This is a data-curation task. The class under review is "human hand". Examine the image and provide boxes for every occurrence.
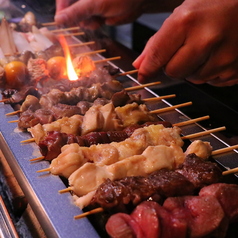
[133,0,238,86]
[54,0,161,29]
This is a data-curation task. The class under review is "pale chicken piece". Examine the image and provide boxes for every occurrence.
[73,191,96,209]
[81,102,123,135]
[69,144,185,196]
[115,102,158,127]
[49,124,184,178]
[82,102,159,135]
[72,140,214,208]
[185,140,213,160]
[20,95,41,112]
[50,144,88,178]
[28,114,83,143]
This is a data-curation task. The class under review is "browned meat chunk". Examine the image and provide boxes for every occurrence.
[176,153,222,190]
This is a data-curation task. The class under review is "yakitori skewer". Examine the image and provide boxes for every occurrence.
[29,114,211,162]
[118,69,138,76]
[50,26,81,33]
[125,81,161,91]
[6,110,21,116]
[76,49,106,56]
[8,120,19,123]
[41,21,57,26]
[20,138,36,143]
[74,207,104,220]
[59,32,85,37]
[67,142,238,220]
[94,56,121,64]
[5,94,174,117]
[212,144,238,156]
[0,99,9,103]
[223,167,238,176]
[143,94,176,102]
[37,125,227,176]
[150,101,192,114]
[29,156,45,162]
[68,41,95,47]
[173,115,210,127]
[181,126,226,140]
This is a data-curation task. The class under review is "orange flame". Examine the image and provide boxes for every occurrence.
[58,35,78,81]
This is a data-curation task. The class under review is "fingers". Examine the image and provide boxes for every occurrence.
[133,15,186,82]
[55,0,77,14]
[55,0,99,26]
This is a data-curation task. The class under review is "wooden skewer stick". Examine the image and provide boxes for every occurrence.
[8,120,19,123]
[125,81,161,92]
[68,41,95,47]
[41,22,57,26]
[212,144,238,156]
[36,168,51,173]
[76,49,106,56]
[173,115,210,127]
[223,167,238,176]
[0,99,8,103]
[59,32,85,37]
[59,187,73,194]
[118,69,138,76]
[94,56,121,64]
[181,126,226,140]
[143,94,176,102]
[29,156,45,162]
[151,102,192,114]
[21,138,35,143]
[74,207,104,220]
[6,110,22,116]
[50,26,81,33]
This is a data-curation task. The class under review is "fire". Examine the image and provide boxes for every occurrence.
[58,35,78,81]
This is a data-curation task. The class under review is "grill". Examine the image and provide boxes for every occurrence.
[1,2,238,238]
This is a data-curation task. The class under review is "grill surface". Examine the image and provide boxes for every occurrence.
[1,2,238,237]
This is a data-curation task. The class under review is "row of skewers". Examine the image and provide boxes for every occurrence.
[1,13,238,238]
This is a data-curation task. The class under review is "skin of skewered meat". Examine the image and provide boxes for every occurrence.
[89,153,222,212]
[38,121,172,161]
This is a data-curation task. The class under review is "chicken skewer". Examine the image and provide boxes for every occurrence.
[55,127,225,198]
[30,115,209,162]
[37,124,184,178]
[21,100,192,145]
[74,143,238,219]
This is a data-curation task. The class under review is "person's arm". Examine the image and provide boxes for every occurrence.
[133,0,238,87]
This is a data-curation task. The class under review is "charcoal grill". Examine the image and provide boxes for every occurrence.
[1,2,238,238]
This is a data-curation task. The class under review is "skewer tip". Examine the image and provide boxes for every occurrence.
[36,167,51,173]
[74,207,104,220]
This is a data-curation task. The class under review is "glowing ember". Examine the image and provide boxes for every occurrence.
[58,35,78,81]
